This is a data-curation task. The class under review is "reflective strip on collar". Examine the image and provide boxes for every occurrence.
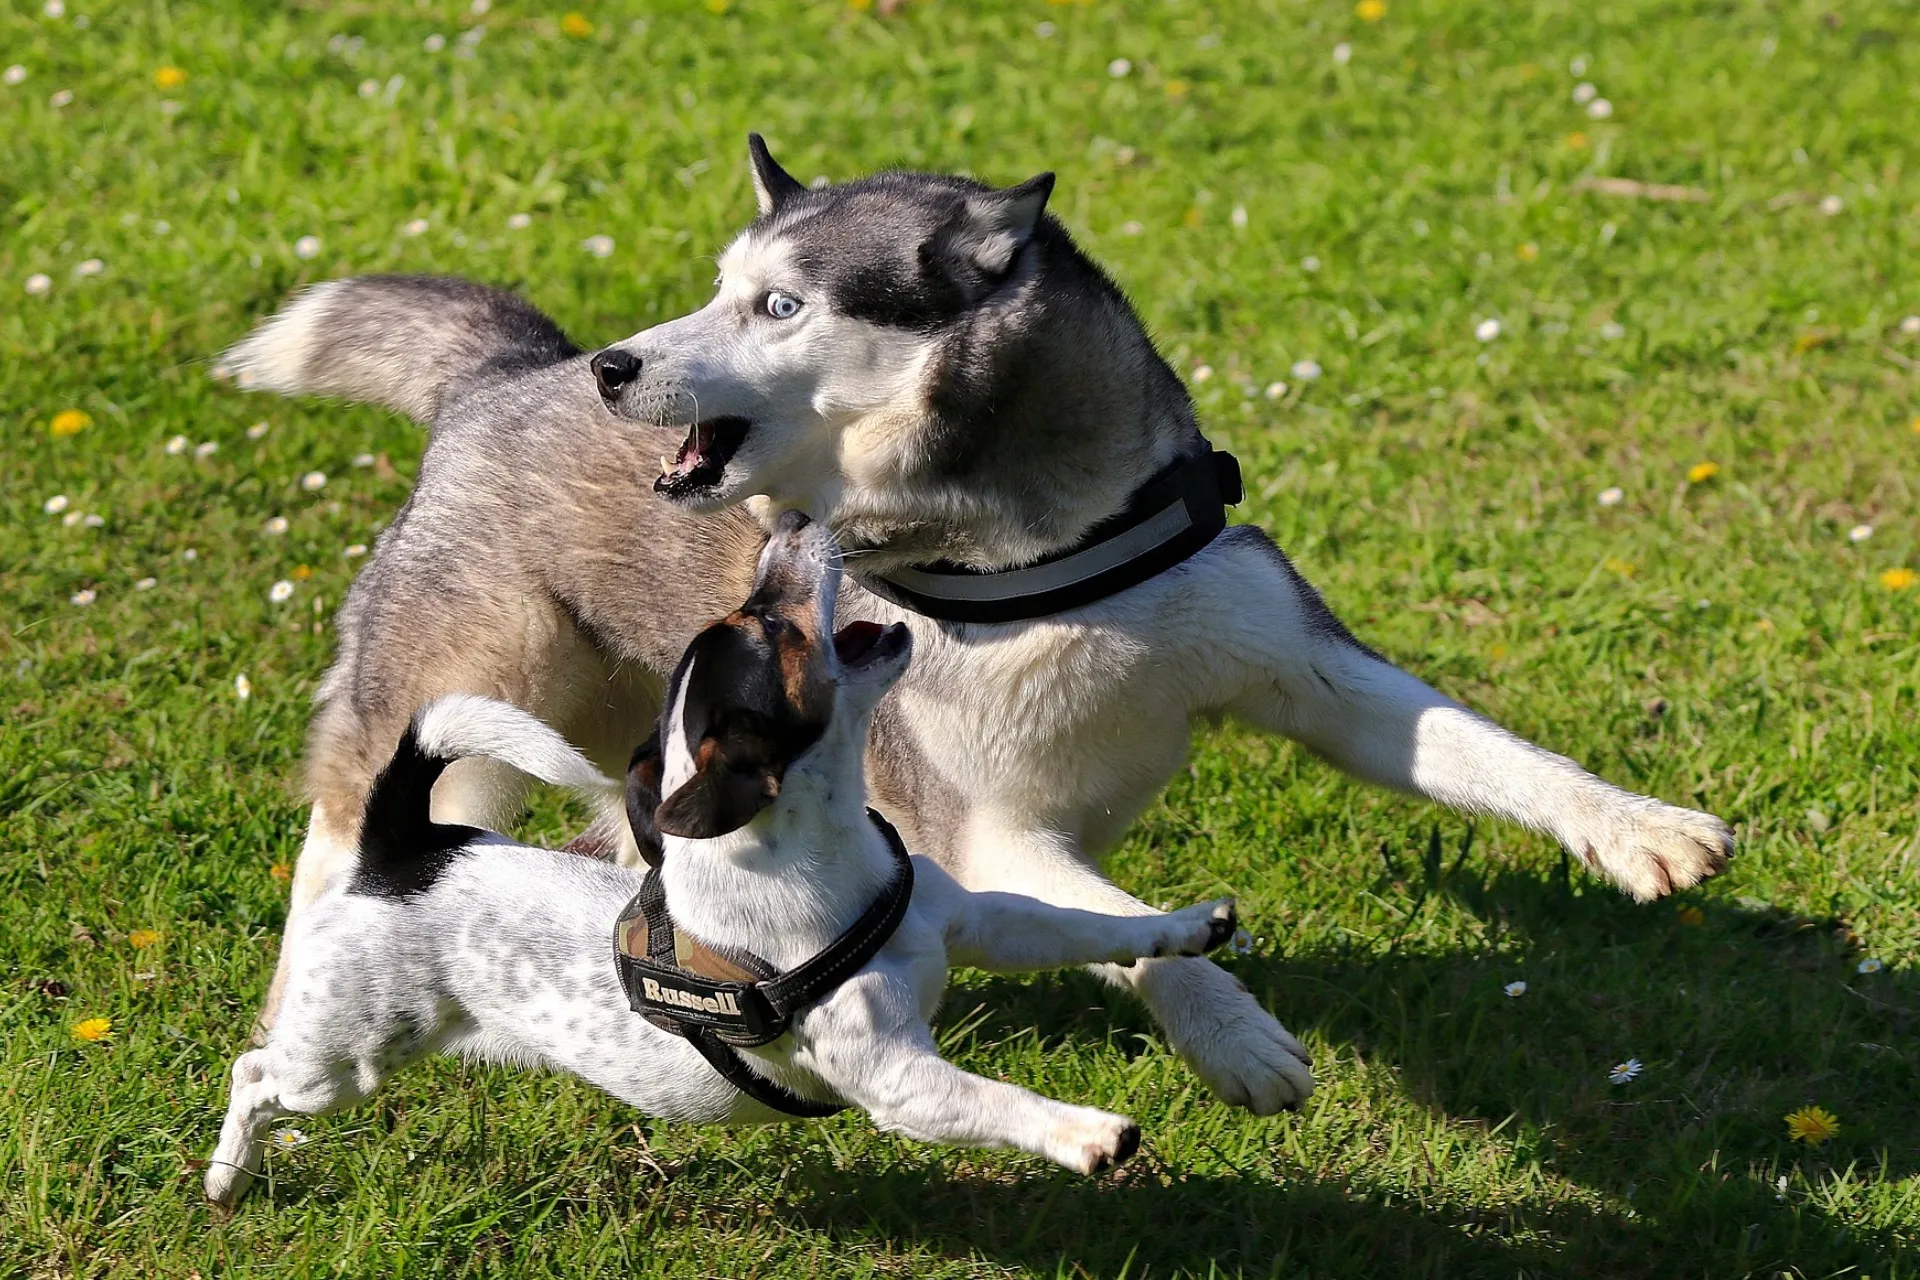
[880,499,1190,605]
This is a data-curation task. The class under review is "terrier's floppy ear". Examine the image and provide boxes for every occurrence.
[654,732,781,840]
[624,733,666,867]
[747,133,806,217]
[956,172,1055,275]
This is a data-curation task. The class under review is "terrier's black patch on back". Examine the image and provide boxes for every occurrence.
[349,723,484,898]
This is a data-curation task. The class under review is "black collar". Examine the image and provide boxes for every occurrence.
[855,448,1243,624]
[611,809,915,1118]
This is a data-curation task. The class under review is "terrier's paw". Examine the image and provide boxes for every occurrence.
[1155,898,1239,957]
[1048,1108,1142,1175]
[1579,802,1734,902]
[204,1156,258,1210]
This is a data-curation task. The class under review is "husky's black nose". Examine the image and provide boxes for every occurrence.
[590,349,642,401]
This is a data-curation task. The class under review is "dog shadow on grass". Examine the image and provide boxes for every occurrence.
[763,835,1919,1277]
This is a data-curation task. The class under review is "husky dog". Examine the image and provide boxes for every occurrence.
[206,514,1242,1206]
[224,136,1732,1115]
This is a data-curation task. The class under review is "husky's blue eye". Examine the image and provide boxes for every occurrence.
[764,291,803,320]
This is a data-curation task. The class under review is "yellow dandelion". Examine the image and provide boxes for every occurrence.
[1784,1105,1839,1146]
[1909,415,1920,435]
[560,12,593,36]
[50,409,92,437]
[1516,242,1539,262]
[1676,905,1704,926]
[1793,331,1826,354]
[1687,461,1720,484]
[704,0,730,11]
[847,0,872,9]
[72,1016,113,1042]
[128,928,161,949]
[291,564,314,581]
[1603,558,1637,578]
[1565,131,1588,150]
[1882,567,1917,591]
[1182,207,1203,229]
[1164,79,1190,99]
[269,862,293,882]
[153,66,187,89]
[1355,0,1386,21]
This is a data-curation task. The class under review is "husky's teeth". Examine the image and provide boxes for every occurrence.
[660,455,673,475]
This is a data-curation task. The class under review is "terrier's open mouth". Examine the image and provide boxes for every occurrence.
[654,417,751,498]
[832,621,909,670]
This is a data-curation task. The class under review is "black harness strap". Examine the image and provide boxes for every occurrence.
[857,448,1243,625]
[612,810,915,1119]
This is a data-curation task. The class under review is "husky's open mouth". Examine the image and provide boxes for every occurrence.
[832,621,908,670]
[654,416,751,499]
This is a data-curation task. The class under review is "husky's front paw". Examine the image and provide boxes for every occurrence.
[1133,957,1313,1115]
[1578,801,1734,902]
[1046,1107,1142,1175]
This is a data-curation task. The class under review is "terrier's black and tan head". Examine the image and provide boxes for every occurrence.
[627,510,910,845]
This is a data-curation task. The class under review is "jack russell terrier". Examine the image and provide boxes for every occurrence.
[207,513,1242,1206]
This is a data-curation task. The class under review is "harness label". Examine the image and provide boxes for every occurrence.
[641,976,743,1017]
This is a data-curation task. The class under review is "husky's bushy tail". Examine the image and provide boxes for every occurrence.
[220,275,579,423]
[357,696,621,887]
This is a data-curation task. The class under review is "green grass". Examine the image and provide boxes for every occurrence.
[4,0,1919,1274]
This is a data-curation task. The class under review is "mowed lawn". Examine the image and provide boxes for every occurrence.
[4,0,1920,1275]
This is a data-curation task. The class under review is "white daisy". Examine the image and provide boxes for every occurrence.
[1586,98,1613,119]
[358,78,379,99]
[269,580,295,603]
[82,513,103,528]
[269,1127,309,1150]
[294,234,322,259]
[1901,315,1920,335]
[134,577,157,591]
[352,452,376,467]
[472,0,490,12]
[182,548,198,562]
[1599,320,1626,340]
[1332,42,1352,65]
[1848,524,1873,543]
[1231,928,1255,956]
[3,65,26,86]
[423,33,446,52]
[1818,195,1842,216]
[1191,364,1214,383]
[345,543,368,558]
[1290,358,1322,381]
[403,218,429,237]
[153,219,171,236]
[507,212,532,230]
[1608,1057,1642,1085]
[300,471,328,492]
[63,510,85,527]
[234,672,251,700]
[70,588,96,606]
[1568,55,1588,75]
[1504,980,1527,997]
[1597,486,1624,506]
[44,0,65,17]
[1120,220,1144,236]
[165,434,188,455]
[264,516,289,535]
[25,272,51,296]
[74,258,103,277]
[1857,957,1884,975]
[194,440,218,459]
[1107,57,1131,77]
[1230,204,1248,230]
[246,420,271,440]
[1264,381,1288,399]
[49,88,73,107]
[43,494,68,514]
[582,234,614,258]
[1475,318,1502,342]
[1035,20,1056,37]
[1572,82,1597,105]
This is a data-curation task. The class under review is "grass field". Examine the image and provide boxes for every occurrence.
[5,0,1920,1274]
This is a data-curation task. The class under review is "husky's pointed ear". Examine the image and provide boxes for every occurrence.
[624,732,666,867]
[747,133,806,217]
[958,172,1055,274]
[654,735,780,840]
